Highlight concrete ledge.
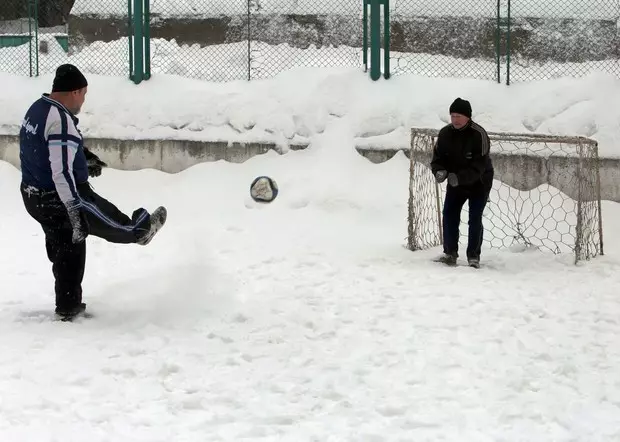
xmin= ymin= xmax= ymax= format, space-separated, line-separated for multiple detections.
xmin=2 ymin=134 xmax=619 ymax=202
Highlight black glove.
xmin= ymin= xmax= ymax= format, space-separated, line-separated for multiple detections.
xmin=447 ymin=173 xmax=459 ymax=187
xmin=67 ymin=204 xmax=88 ymax=244
xmin=435 ymin=170 xmax=447 ymax=183
xmin=84 ymin=146 xmax=107 ymax=178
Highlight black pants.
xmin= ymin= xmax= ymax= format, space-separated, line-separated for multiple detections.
xmin=442 ymin=182 xmax=492 ymax=260
xmin=21 ymin=181 xmax=152 ymax=311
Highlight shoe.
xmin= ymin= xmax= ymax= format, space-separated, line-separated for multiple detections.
xmin=137 ymin=206 xmax=167 ymax=245
xmin=468 ymin=258 xmax=480 ymax=269
xmin=55 ymin=303 xmax=87 ymax=321
xmin=434 ymin=253 xmax=457 ymax=266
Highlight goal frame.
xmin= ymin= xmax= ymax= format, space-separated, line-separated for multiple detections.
xmin=407 ymin=127 xmax=604 ymax=264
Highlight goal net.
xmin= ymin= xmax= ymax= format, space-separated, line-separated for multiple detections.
xmin=407 ymin=128 xmax=604 ymax=263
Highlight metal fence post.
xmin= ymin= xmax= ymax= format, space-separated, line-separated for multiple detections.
xmin=370 ymin=0 xmax=381 ymax=80
xmin=368 ymin=0 xmax=390 ymax=80
xmin=383 ymin=0 xmax=390 ymax=79
xmin=496 ymin=0 xmax=501 ymax=83
xmin=128 ymin=0 xmax=134 ymax=81
xmin=506 ymin=0 xmax=511 ymax=86
xmin=128 ymin=0 xmax=149 ymax=84
xmin=143 ymin=0 xmax=150 ymax=80
xmin=363 ymin=0 xmax=368 ymax=72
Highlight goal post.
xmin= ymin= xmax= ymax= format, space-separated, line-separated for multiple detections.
xmin=407 ymin=127 xmax=604 ymax=264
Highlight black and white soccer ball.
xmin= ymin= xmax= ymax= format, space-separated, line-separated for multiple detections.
xmin=250 ymin=176 xmax=278 ymax=203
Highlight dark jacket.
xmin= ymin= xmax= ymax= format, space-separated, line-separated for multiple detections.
xmin=19 ymin=94 xmax=88 ymax=210
xmin=430 ymin=120 xmax=494 ymax=188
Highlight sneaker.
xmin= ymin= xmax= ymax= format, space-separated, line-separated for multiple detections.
xmin=137 ymin=206 xmax=167 ymax=245
xmin=434 ymin=253 xmax=457 ymax=266
xmin=468 ymin=258 xmax=480 ymax=269
xmin=55 ymin=303 xmax=87 ymax=321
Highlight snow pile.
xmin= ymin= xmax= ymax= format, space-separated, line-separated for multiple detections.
xmin=2 ymin=64 xmax=620 ymax=156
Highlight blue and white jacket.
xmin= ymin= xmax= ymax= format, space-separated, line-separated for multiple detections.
xmin=19 ymin=94 xmax=88 ymax=209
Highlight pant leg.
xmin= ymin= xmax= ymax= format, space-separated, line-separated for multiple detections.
xmin=442 ymin=185 xmax=468 ymax=256
xmin=21 ymin=184 xmax=86 ymax=311
xmin=46 ymin=226 xmax=86 ymax=310
xmin=76 ymin=182 xmax=152 ymax=244
xmin=466 ymin=185 xmax=491 ymax=260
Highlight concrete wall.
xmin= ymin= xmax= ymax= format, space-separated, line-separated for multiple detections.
xmin=68 ymin=14 xmax=619 ymax=64
xmin=2 ymin=134 xmax=619 ymax=202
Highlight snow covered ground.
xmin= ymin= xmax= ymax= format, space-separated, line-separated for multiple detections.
xmin=2 ymin=125 xmax=620 ymax=440
xmin=2 ymin=59 xmax=620 ymax=439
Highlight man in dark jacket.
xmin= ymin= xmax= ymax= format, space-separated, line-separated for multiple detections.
xmin=430 ymin=98 xmax=494 ymax=268
xmin=19 ymin=64 xmax=167 ymax=320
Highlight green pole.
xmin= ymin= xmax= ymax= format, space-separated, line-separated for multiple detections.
xmin=506 ymin=0 xmax=511 ymax=85
xmin=383 ymin=0 xmax=390 ymax=79
xmin=28 ymin=0 xmax=33 ymax=77
xmin=34 ymin=0 xmax=39 ymax=76
xmin=143 ymin=0 xmax=150 ymax=80
xmin=369 ymin=0 xmax=380 ymax=80
xmin=133 ymin=0 xmax=144 ymax=84
xmin=128 ymin=0 xmax=134 ymax=81
xmin=363 ymin=0 xmax=368 ymax=71
xmin=496 ymin=0 xmax=500 ymax=83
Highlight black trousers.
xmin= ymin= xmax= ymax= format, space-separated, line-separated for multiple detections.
xmin=442 ymin=181 xmax=492 ymax=260
xmin=21 ymin=181 xmax=152 ymax=311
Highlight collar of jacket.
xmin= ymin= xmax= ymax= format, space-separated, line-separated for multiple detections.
xmin=41 ymin=93 xmax=80 ymax=126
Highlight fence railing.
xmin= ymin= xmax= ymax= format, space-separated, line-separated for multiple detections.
xmin=0 ymin=0 xmax=619 ymax=84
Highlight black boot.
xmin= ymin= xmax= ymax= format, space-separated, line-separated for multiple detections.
xmin=55 ymin=303 xmax=87 ymax=321
xmin=434 ymin=253 xmax=457 ymax=266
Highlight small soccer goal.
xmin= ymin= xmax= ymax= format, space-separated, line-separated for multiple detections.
xmin=406 ymin=127 xmax=604 ymax=264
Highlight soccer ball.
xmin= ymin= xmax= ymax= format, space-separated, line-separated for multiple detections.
xmin=250 ymin=176 xmax=278 ymax=203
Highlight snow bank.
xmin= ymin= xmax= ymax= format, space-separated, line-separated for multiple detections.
xmin=2 ymin=63 xmax=620 ymax=157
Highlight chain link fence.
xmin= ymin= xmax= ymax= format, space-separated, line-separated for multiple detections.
xmin=390 ymin=0 xmax=500 ymax=81
xmin=505 ymin=0 xmax=620 ymax=82
xmin=0 ymin=0 xmax=130 ymax=77
xmin=1 ymin=0 xmax=619 ymax=83
xmin=147 ymin=0 xmax=363 ymax=81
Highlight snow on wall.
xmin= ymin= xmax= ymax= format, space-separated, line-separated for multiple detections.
xmin=70 ymin=0 xmax=619 ymax=20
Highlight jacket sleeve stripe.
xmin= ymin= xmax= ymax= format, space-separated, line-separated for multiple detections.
xmin=471 ymin=123 xmax=490 ymax=156
xmin=47 ymin=107 xmax=80 ymax=207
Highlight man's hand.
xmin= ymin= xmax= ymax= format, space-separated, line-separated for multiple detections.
xmin=67 ymin=205 xmax=88 ymax=244
xmin=84 ymin=146 xmax=107 ymax=178
xmin=435 ymin=170 xmax=448 ymax=183
xmin=447 ymin=173 xmax=459 ymax=187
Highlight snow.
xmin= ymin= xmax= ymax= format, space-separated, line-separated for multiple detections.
xmin=70 ymin=0 xmax=619 ymax=19
xmin=2 ymin=39 xmax=620 ymax=440
xmin=2 ymin=50 xmax=620 ymax=157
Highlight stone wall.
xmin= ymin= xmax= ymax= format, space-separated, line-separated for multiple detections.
xmin=68 ymin=13 xmax=619 ymax=62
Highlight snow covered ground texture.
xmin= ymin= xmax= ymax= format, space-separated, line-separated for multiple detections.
xmin=2 ymin=127 xmax=620 ymax=440
xmin=2 ymin=64 xmax=620 ymax=440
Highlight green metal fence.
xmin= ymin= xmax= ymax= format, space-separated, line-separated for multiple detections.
xmin=389 ymin=0 xmax=500 ymax=81
xmin=144 ymin=0 xmax=363 ymax=82
xmin=387 ymin=0 xmax=620 ymax=83
xmin=503 ymin=0 xmax=620 ymax=83
xmin=0 ymin=0 xmax=131 ymax=77
xmin=0 ymin=0 xmax=619 ymax=84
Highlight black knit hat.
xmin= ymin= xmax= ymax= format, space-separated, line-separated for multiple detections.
xmin=52 ymin=64 xmax=88 ymax=92
xmin=449 ymin=97 xmax=472 ymax=118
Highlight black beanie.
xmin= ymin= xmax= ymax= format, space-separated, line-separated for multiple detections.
xmin=52 ymin=64 xmax=88 ymax=92
xmin=449 ymin=97 xmax=472 ymax=118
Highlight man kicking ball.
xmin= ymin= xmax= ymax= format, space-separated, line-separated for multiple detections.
xmin=19 ymin=64 xmax=167 ymax=321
